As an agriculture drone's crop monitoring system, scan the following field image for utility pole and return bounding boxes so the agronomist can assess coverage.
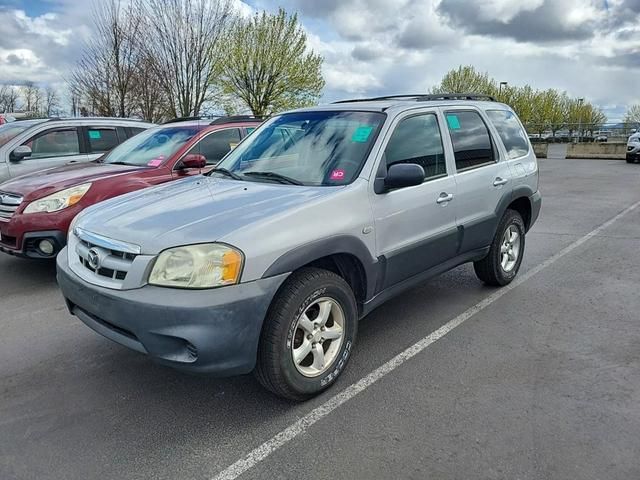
[499,81,508,100]
[577,97,584,144]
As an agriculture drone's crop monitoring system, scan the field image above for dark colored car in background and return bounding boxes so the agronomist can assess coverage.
[0,116,262,258]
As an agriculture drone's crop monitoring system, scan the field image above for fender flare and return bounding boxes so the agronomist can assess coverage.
[262,235,380,300]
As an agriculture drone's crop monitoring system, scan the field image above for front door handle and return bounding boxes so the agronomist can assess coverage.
[493,177,509,187]
[436,192,454,204]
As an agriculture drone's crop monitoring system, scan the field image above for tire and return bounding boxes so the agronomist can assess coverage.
[255,267,358,401]
[474,209,526,286]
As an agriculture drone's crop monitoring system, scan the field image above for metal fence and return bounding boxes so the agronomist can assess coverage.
[524,123,639,143]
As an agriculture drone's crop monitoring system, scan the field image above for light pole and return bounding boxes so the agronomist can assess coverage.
[499,81,508,99]
[577,98,584,144]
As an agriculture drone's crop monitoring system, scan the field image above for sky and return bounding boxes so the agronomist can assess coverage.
[0,0,639,121]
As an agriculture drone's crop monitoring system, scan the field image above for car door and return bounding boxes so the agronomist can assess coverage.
[173,127,242,178]
[370,110,458,289]
[7,126,87,178]
[441,108,513,253]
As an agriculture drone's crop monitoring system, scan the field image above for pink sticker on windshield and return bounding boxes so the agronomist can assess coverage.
[147,157,164,167]
[330,169,346,181]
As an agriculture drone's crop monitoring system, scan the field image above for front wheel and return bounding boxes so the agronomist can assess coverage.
[474,209,526,286]
[255,268,357,401]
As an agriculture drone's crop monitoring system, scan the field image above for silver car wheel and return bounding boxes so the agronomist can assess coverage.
[291,297,345,378]
[500,225,521,273]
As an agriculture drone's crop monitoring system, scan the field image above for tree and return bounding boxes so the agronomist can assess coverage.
[70,0,141,117]
[20,81,39,113]
[0,85,19,112]
[140,0,234,118]
[624,104,640,126]
[45,86,60,116]
[219,8,324,116]
[430,65,496,96]
[133,53,170,123]
[430,65,608,136]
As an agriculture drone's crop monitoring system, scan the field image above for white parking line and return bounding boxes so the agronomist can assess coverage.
[211,199,640,480]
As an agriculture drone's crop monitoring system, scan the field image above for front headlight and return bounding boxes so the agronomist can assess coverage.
[23,183,92,214]
[148,244,244,289]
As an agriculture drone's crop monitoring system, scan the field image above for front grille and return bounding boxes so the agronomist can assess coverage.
[76,237,137,284]
[0,191,22,219]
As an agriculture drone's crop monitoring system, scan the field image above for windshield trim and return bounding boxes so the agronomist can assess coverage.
[213,110,387,187]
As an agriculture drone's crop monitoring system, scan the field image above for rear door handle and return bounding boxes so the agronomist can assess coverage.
[493,177,509,187]
[436,192,454,204]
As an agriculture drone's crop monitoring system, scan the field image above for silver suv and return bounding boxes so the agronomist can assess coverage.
[627,131,640,163]
[57,94,541,400]
[0,117,154,182]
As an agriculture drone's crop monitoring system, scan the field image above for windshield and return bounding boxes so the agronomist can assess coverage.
[0,121,41,147]
[214,111,385,186]
[101,126,201,166]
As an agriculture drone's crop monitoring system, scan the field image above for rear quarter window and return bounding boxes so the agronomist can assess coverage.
[486,110,530,159]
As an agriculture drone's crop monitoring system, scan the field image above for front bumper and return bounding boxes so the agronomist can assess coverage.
[0,228,66,258]
[57,247,289,376]
[626,149,640,162]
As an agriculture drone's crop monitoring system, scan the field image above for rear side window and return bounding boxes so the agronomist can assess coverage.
[87,128,119,153]
[486,110,529,159]
[127,127,147,138]
[384,113,446,180]
[445,111,495,171]
[188,128,242,165]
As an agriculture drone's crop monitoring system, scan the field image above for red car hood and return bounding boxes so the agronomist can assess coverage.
[0,162,146,199]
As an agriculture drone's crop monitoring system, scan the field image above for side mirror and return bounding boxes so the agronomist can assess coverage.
[10,145,32,162]
[179,153,207,169]
[376,163,424,193]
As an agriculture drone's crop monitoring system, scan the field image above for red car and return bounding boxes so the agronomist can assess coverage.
[0,116,262,258]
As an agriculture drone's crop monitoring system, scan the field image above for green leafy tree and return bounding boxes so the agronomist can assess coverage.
[430,65,496,96]
[431,65,607,136]
[219,8,324,116]
[624,104,640,126]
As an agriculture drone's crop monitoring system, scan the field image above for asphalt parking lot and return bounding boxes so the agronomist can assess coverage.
[2,158,640,480]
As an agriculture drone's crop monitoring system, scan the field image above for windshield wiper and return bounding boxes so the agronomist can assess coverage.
[209,167,242,180]
[243,171,303,186]
[106,161,135,166]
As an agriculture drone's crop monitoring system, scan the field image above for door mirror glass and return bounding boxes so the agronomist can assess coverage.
[10,145,32,162]
[179,153,207,169]
[383,163,425,191]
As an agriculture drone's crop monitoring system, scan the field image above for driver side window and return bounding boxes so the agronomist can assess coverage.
[23,128,80,160]
[384,114,446,180]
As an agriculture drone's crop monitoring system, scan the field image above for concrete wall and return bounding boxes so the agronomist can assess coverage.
[533,143,548,158]
[565,143,627,159]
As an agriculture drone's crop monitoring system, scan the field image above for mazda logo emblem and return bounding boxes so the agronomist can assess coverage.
[87,249,100,270]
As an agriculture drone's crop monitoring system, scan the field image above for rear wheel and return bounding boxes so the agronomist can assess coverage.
[255,268,357,401]
[474,209,525,286]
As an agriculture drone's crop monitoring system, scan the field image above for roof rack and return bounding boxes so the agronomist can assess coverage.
[48,116,148,122]
[162,116,209,124]
[209,115,265,125]
[333,93,497,104]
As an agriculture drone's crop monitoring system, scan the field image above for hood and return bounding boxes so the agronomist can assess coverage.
[1,162,146,198]
[76,176,339,254]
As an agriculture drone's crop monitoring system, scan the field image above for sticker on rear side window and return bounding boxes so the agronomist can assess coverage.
[446,115,461,130]
[89,130,101,139]
[352,126,374,142]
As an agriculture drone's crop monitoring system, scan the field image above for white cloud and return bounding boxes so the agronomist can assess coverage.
[2,0,640,120]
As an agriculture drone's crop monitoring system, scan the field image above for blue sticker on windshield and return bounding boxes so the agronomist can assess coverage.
[352,126,374,142]
[446,115,461,130]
